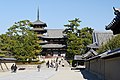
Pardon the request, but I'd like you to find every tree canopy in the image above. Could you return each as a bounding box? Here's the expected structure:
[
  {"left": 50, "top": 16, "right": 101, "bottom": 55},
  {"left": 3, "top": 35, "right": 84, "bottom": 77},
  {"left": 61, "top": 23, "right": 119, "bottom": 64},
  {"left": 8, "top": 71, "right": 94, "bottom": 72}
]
[
  {"left": 0, "top": 20, "right": 42, "bottom": 61},
  {"left": 97, "top": 34, "right": 120, "bottom": 54},
  {"left": 63, "top": 18, "right": 93, "bottom": 59}
]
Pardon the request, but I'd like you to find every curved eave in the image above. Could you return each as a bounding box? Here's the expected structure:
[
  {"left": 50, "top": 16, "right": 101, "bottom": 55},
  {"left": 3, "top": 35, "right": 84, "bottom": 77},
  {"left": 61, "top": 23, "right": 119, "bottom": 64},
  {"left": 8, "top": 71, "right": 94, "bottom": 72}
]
[
  {"left": 42, "top": 37, "right": 65, "bottom": 39},
  {"left": 42, "top": 44, "right": 66, "bottom": 49},
  {"left": 105, "top": 18, "right": 120, "bottom": 34},
  {"left": 105, "top": 18, "right": 120, "bottom": 30},
  {"left": 87, "top": 43, "right": 99, "bottom": 49},
  {"left": 32, "top": 29, "right": 47, "bottom": 32},
  {"left": 105, "top": 8, "right": 120, "bottom": 34},
  {"left": 0, "top": 58, "right": 17, "bottom": 61},
  {"left": 37, "top": 41, "right": 48, "bottom": 44},
  {"left": 32, "top": 20, "right": 47, "bottom": 27}
]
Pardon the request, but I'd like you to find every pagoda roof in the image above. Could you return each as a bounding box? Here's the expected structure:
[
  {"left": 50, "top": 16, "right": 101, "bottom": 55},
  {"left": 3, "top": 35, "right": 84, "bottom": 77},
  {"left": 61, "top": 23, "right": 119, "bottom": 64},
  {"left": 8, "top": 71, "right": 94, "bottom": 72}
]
[
  {"left": 42, "top": 44, "right": 66, "bottom": 48},
  {"left": 32, "top": 28, "right": 47, "bottom": 31},
  {"left": 32, "top": 20, "right": 47, "bottom": 26},
  {"left": 32, "top": 7, "right": 47, "bottom": 27}
]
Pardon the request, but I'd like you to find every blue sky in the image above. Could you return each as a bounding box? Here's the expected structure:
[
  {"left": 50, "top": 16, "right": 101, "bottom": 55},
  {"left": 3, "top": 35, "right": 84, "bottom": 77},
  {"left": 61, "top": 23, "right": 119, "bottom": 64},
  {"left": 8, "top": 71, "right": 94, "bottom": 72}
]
[{"left": 0, "top": 0, "right": 120, "bottom": 34}]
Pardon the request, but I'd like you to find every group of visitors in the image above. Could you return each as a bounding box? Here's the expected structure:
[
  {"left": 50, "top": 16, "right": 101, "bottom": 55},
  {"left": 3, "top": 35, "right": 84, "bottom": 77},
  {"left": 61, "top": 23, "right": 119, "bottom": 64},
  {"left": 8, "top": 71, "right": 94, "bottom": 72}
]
[
  {"left": 46, "top": 60, "right": 56, "bottom": 68},
  {"left": 46, "top": 57, "right": 64, "bottom": 71},
  {"left": 11, "top": 64, "right": 17, "bottom": 73},
  {"left": 10, "top": 57, "right": 64, "bottom": 73}
]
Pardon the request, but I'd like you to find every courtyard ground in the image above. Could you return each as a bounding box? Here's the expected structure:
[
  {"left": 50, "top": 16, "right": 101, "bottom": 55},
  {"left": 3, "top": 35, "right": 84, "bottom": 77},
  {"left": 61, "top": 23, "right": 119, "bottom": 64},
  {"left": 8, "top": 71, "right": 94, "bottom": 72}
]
[{"left": 0, "top": 60, "right": 100, "bottom": 80}]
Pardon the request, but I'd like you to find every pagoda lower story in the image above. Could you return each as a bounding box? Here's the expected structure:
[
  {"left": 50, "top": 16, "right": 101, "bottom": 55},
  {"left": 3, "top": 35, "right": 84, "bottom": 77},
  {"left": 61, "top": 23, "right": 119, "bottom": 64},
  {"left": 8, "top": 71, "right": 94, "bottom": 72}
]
[{"left": 42, "top": 48, "right": 66, "bottom": 57}]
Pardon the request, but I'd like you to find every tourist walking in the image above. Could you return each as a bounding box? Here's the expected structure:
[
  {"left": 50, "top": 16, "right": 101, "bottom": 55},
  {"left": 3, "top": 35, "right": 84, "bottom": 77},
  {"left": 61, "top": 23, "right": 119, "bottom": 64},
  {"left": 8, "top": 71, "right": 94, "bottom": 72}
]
[
  {"left": 55, "top": 62, "right": 58, "bottom": 71},
  {"left": 62, "top": 61, "right": 64, "bottom": 67},
  {"left": 46, "top": 60, "right": 50, "bottom": 68},
  {"left": 11, "top": 64, "right": 14, "bottom": 73},
  {"left": 13, "top": 64, "right": 17, "bottom": 73},
  {"left": 56, "top": 57, "right": 58, "bottom": 62},
  {"left": 50, "top": 61, "right": 53, "bottom": 68},
  {"left": 53, "top": 61, "right": 55, "bottom": 68},
  {"left": 37, "top": 64, "right": 41, "bottom": 72},
  {"left": 11, "top": 64, "right": 17, "bottom": 73}
]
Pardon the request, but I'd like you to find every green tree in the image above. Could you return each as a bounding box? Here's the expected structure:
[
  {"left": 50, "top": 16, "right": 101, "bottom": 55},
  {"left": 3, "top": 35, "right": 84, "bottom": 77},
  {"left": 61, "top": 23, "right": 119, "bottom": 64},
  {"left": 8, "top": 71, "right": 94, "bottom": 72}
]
[
  {"left": 66, "top": 33, "right": 82, "bottom": 59},
  {"left": 63, "top": 18, "right": 82, "bottom": 59},
  {"left": 63, "top": 18, "right": 81, "bottom": 35},
  {"left": 97, "top": 34, "right": 120, "bottom": 54},
  {"left": 63, "top": 18, "right": 93, "bottom": 59},
  {"left": 79, "top": 27, "right": 93, "bottom": 54},
  {"left": 0, "top": 20, "right": 42, "bottom": 61}
]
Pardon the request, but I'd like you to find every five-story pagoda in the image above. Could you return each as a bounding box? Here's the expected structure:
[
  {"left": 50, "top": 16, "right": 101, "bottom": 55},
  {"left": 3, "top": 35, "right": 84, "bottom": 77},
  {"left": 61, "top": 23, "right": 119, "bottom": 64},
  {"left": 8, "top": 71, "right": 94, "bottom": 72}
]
[
  {"left": 32, "top": 8, "right": 67, "bottom": 57},
  {"left": 32, "top": 8, "right": 47, "bottom": 40}
]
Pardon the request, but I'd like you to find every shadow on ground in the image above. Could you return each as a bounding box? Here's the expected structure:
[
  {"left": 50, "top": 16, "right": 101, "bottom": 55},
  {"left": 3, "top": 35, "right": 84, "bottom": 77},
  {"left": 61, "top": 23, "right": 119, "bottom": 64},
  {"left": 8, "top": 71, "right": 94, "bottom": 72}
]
[{"left": 71, "top": 67, "right": 101, "bottom": 80}]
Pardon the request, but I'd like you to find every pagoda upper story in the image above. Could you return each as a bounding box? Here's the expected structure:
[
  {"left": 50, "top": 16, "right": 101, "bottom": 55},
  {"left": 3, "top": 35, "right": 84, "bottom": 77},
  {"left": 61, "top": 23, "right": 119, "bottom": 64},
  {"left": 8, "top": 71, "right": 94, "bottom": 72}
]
[{"left": 32, "top": 8, "right": 47, "bottom": 37}]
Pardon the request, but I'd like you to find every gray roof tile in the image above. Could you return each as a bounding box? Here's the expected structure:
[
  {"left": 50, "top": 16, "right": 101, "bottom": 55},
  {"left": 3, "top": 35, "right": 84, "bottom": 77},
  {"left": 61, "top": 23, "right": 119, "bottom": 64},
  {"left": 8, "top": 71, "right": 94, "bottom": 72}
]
[
  {"left": 87, "top": 42, "right": 99, "bottom": 48},
  {"left": 84, "top": 49, "right": 98, "bottom": 58},
  {"left": 32, "top": 20, "right": 47, "bottom": 26},
  {"left": 93, "top": 31, "right": 113, "bottom": 46},
  {"left": 43, "top": 29, "right": 64, "bottom": 38},
  {"left": 88, "top": 31, "right": 113, "bottom": 48},
  {"left": 0, "top": 58, "right": 16, "bottom": 61}
]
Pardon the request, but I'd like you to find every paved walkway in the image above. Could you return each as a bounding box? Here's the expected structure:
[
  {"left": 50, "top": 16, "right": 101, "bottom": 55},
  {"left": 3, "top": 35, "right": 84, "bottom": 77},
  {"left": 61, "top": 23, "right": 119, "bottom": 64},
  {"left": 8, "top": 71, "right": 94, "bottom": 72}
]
[
  {"left": 0, "top": 60, "right": 100, "bottom": 80},
  {"left": 48, "top": 67, "right": 85, "bottom": 80}
]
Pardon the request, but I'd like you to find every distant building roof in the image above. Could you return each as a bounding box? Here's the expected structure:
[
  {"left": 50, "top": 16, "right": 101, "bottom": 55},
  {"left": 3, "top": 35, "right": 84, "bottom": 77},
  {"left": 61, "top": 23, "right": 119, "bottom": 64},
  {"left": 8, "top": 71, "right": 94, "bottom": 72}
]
[
  {"left": 43, "top": 29, "right": 65, "bottom": 38},
  {"left": 42, "top": 44, "right": 66, "bottom": 48},
  {"left": 87, "top": 31, "right": 113, "bottom": 48},
  {"left": 83, "top": 49, "right": 98, "bottom": 58},
  {"left": 74, "top": 55, "right": 83, "bottom": 60},
  {"left": 87, "top": 42, "right": 99, "bottom": 49},
  {"left": 0, "top": 58, "right": 17, "bottom": 61}
]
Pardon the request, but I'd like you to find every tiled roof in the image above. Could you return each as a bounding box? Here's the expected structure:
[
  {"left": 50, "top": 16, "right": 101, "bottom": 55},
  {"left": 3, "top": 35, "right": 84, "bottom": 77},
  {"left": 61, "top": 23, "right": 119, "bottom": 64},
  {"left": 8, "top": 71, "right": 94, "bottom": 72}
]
[
  {"left": 83, "top": 49, "right": 98, "bottom": 58},
  {"left": 105, "top": 7, "right": 120, "bottom": 34},
  {"left": 100, "top": 48, "right": 120, "bottom": 58},
  {"left": 87, "top": 42, "right": 99, "bottom": 48},
  {"left": 43, "top": 29, "right": 64, "bottom": 38},
  {"left": 88, "top": 31, "right": 113, "bottom": 48},
  {"left": 32, "top": 20, "right": 47, "bottom": 26},
  {"left": 42, "top": 44, "right": 66, "bottom": 48},
  {"left": 93, "top": 31, "right": 113, "bottom": 46},
  {"left": 114, "top": 8, "right": 120, "bottom": 12},
  {"left": 32, "top": 28, "right": 47, "bottom": 31},
  {"left": 0, "top": 58, "right": 17, "bottom": 61}
]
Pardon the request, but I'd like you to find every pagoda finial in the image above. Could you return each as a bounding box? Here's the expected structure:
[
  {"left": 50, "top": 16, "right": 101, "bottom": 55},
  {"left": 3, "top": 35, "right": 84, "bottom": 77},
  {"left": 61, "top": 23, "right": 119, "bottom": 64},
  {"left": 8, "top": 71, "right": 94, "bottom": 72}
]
[{"left": 37, "top": 7, "right": 39, "bottom": 20}]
